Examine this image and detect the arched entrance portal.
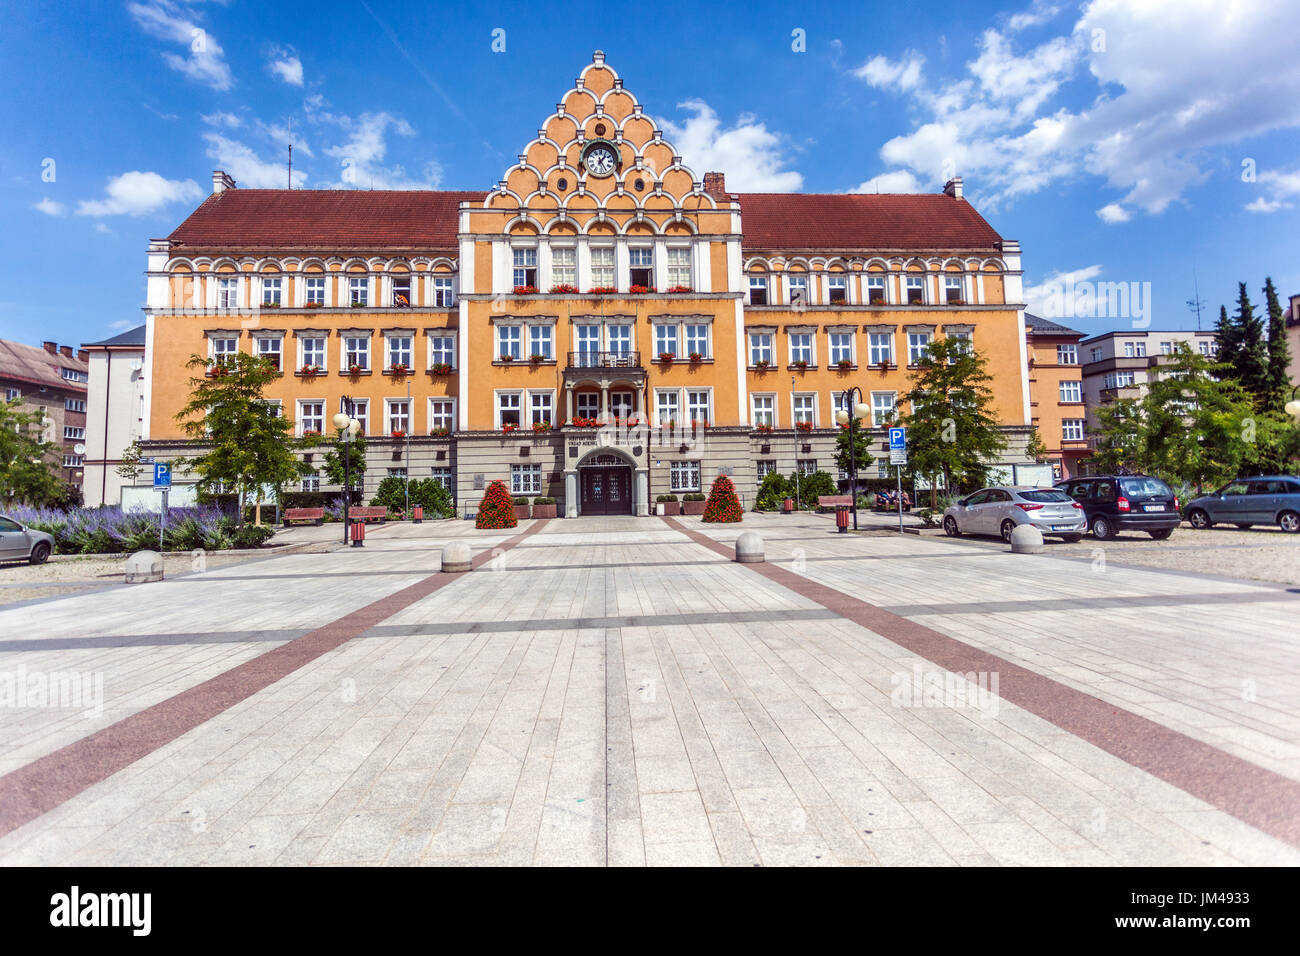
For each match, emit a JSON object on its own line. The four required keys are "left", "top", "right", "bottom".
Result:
{"left": 578, "top": 453, "right": 633, "bottom": 516}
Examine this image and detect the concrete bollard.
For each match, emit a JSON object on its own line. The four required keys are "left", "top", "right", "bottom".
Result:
{"left": 125, "top": 550, "right": 164, "bottom": 583}
{"left": 735, "top": 531, "right": 765, "bottom": 564}
{"left": 1009, "top": 524, "right": 1045, "bottom": 554}
{"left": 441, "top": 540, "right": 472, "bottom": 573}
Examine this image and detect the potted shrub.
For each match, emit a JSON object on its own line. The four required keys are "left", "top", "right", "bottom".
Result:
{"left": 837, "top": 358, "right": 853, "bottom": 371}
{"left": 689, "top": 351, "right": 704, "bottom": 364}
{"left": 532, "top": 496, "right": 557, "bottom": 518}
{"left": 682, "top": 492, "right": 708, "bottom": 515}
{"left": 512, "top": 496, "right": 531, "bottom": 520}
{"left": 656, "top": 493, "right": 680, "bottom": 516}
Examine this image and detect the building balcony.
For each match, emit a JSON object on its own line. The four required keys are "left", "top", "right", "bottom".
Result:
{"left": 566, "top": 351, "right": 642, "bottom": 370}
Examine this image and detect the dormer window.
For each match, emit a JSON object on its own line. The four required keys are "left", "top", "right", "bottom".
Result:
{"left": 261, "top": 277, "right": 282, "bottom": 307}
{"left": 392, "top": 277, "right": 412, "bottom": 307}
{"left": 906, "top": 276, "right": 925, "bottom": 305}
{"left": 749, "top": 275, "right": 768, "bottom": 306}
{"left": 945, "top": 275, "right": 964, "bottom": 304}
{"left": 867, "top": 275, "right": 886, "bottom": 305}
{"left": 829, "top": 275, "right": 847, "bottom": 304}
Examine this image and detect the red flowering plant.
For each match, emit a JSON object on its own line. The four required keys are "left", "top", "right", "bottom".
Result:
{"left": 549, "top": 283, "right": 579, "bottom": 294}
{"left": 702, "top": 474, "right": 744, "bottom": 523}
{"left": 836, "top": 358, "right": 853, "bottom": 370}
{"left": 658, "top": 352, "right": 675, "bottom": 366}
{"left": 666, "top": 285, "right": 692, "bottom": 294}
{"left": 388, "top": 362, "right": 410, "bottom": 376}
{"left": 689, "top": 352, "right": 704, "bottom": 363}
{"left": 391, "top": 429, "right": 406, "bottom": 438}
{"left": 304, "top": 300, "right": 323, "bottom": 308}
{"left": 569, "top": 416, "right": 601, "bottom": 428}
{"left": 795, "top": 421, "right": 813, "bottom": 433}
{"left": 498, "top": 353, "right": 515, "bottom": 363}
{"left": 753, "top": 359, "right": 772, "bottom": 370}
{"left": 298, "top": 364, "right": 321, "bottom": 379}
{"left": 531, "top": 420, "right": 551, "bottom": 433}
{"left": 431, "top": 362, "right": 452, "bottom": 375}
{"left": 529, "top": 353, "right": 547, "bottom": 365}
{"left": 754, "top": 423, "right": 774, "bottom": 434}
{"left": 589, "top": 286, "right": 618, "bottom": 295}
{"left": 512, "top": 285, "right": 538, "bottom": 295}
{"left": 501, "top": 422, "right": 519, "bottom": 433}
{"left": 475, "top": 479, "right": 518, "bottom": 529}
{"left": 791, "top": 359, "right": 809, "bottom": 371}
{"left": 628, "top": 284, "right": 656, "bottom": 294}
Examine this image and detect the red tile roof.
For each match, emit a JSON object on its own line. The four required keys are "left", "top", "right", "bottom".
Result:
{"left": 735, "top": 192, "right": 1005, "bottom": 251}
{"left": 167, "top": 189, "right": 484, "bottom": 251}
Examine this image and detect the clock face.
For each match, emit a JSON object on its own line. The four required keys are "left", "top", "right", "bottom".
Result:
{"left": 583, "top": 143, "right": 617, "bottom": 177}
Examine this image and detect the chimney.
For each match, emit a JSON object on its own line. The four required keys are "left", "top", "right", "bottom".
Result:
{"left": 59, "top": 345, "right": 73, "bottom": 358}
{"left": 703, "top": 172, "right": 727, "bottom": 199}
{"left": 43, "top": 341, "right": 57, "bottom": 354}
{"left": 212, "top": 170, "right": 236, "bottom": 195}
{"left": 77, "top": 349, "right": 89, "bottom": 363}
{"left": 943, "top": 177, "right": 964, "bottom": 200}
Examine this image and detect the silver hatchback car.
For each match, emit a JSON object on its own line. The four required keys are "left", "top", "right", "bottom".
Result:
{"left": 943, "top": 486, "right": 1087, "bottom": 542}
{"left": 0, "top": 514, "right": 55, "bottom": 565}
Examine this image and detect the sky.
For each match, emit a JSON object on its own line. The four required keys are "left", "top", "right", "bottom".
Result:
{"left": 2, "top": 0, "right": 1298, "bottom": 349}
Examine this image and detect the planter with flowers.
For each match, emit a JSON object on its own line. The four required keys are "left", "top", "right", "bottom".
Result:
{"left": 531, "top": 497, "right": 557, "bottom": 519}
{"left": 754, "top": 359, "right": 771, "bottom": 371}
{"left": 304, "top": 300, "right": 322, "bottom": 309}
{"left": 568, "top": 416, "right": 600, "bottom": 428}
{"left": 529, "top": 354, "right": 547, "bottom": 366}
{"left": 531, "top": 420, "right": 551, "bottom": 433}
{"left": 475, "top": 480, "right": 517, "bottom": 529}
{"left": 666, "top": 285, "right": 692, "bottom": 294}
{"left": 499, "top": 354, "right": 515, "bottom": 364}
{"left": 549, "top": 283, "right": 579, "bottom": 295}
{"left": 348, "top": 363, "right": 365, "bottom": 379}
{"left": 658, "top": 352, "right": 675, "bottom": 367}
{"left": 589, "top": 286, "right": 618, "bottom": 296}
{"left": 628, "top": 284, "right": 656, "bottom": 295}
{"left": 656, "top": 494, "right": 680, "bottom": 516}
{"left": 501, "top": 422, "right": 519, "bottom": 434}
{"left": 391, "top": 429, "right": 406, "bottom": 439}
{"left": 795, "top": 421, "right": 813, "bottom": 433}
{"left": 298, "top": 364, "right": 322, "bottom": 380}
{"left": 388, "top": 362, "right": 410, "bottom": 379}
{"left": 513, "top": 285, "right": 538, "bottom": 296}
{"left": 836, "top": 358, "right": 853, "bottom": 371}
{"left": 689, "top": 352, "right": 704, "bottom": 364}
{"left": 351, "top": 298, "right": 366, "bottom": 308}
{"left": 682, "top": 493, "right": 708, "bottom": 515}
{"left": 431, "top": 362, "right": 453, "bottom": 376}
{"left": 791, "top": 359, "right": 809, "bottom": 371}
{"left": 754, "top": 424, "right": 774, "bottom": 434}
{"left": 690, "top": 419, "right": 709, "bottom": 434}
{"left": 430, "top": 427, "right": 451, "bottom": 437}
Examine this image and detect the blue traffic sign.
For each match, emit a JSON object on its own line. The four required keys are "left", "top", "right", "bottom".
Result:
{"left": 153, "top": 462, "right": 172, "bottom": 487}
{"left": 888, "top": 427, "right": 907, "bottom": 450}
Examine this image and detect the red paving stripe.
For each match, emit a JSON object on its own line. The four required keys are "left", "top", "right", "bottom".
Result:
{"left": 664, "top": 517, "right": 1300, "bottom": 850}
{"left": 0, "top": 520, "right": 549, "bottom": 840}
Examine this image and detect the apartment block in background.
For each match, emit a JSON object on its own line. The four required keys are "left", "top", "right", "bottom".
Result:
{"left": 81, "top": 325, "right": 147, "bottom": 507}
{"left": 1024, "top": 314, "right": 1086, "bottom": 480}
{"left": 0, "top": 338, "right": 90, "bottom": 493}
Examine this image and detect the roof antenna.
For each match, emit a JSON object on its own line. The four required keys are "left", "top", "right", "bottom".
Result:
{"left": 286, "top": 117, "right": 293, "bottom": 189}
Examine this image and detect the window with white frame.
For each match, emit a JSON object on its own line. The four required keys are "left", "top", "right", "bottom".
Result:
{"left": 947, "top": 330, "right": 971, "bottom": 361}
{"left": 305, "top": 276, "right": 325, "bottom": 306}
{"left": 530, "top": 391, "right": 553, "bottom": 426}
{"left": 685, "top": 324, "right": 709, "bottom": 358}
{"left": 497, "top": 392, "right": 521, "bottom": 427}
{"left": 217, "top": 277, "right": 238, "bottom": 309}
{"left": 1159, "top": 340, "right": 1173, "bottom": 355}
{"left": 430, "top": 467, "right": 452, "bottom": 490}
{"left": 867, "top": 274, "right": 887, "bottom": 304}
{"left": 1123, "top": 341, "right": 1146, "bottom": 357}
{"left": 832, "top": 391, "right": 851, "bottom": 420}
{"left": 429, "top": 399, "right": 454, "bottom": 433}
{"left": 61, "top": 367, "right": 87, "bottom": 383}
{"left": 512, "top": 463, "right": 542, "bottom": 495}
{"left": 1059, "top": 381, "right": 1082, "bottom": 403}
{"left": 574, "top": 325, "right": 601, "bottom": 365}
{"left": 590, "top": 246, "right": 614, "bottom": 288}
{"left": 749, "top": 275, "right": 768, "bottom": 305}
{"left": 430, "top": 335, "right": 455, "bottom": 368}
{"left": 64, "top": 426, "right": 85, "bottom": 440}
{"left": 1198, "top": 340, "right": 1211, "bottom": 355}
{"left": 386, "top": 335, "right": 413, "bottom": 370}
{"left": 301, "top": 476, "right": 320, "bottom": 492}
{"left": 528, "top": 325, "right": 553, "bottom": 360}
{"left": 907, "top": 331, "right": 932, "bottom": 365}
{"left": 211, "top": 336, "right": 238, "bottom": 366}
{"left": 300, "top": 336, "right": 326, "bottom": 370}
{"left": 433, "top": 276, "right": 455, "bottom": 307}
{"left": 829, "top": 275, "right": 847, "bottom": 304}
{"left": 391, "top": 276, "right": 412, "bottom": 307}
{"left": 655, "top": 389, "right": 681, "bottom": 425}
{"left": 576, "top": 392, "right": 599, "bottom": 418}
{"left": 687, "top": 389, "right": 711, "bottom": 426}
{"left": 666, "top": 246, "right": 691, "bottom": 288}
{"left": 4, "top": 387, "right": 20, "bottom": 402}
{"left": 757, "top": 460, "right": 777, "bottom": 479}
{"left": 608, "top": 324, "right": 632, "bottom": 356}
{"left": 551, "top": 246, "right": 575, "bottom": 288}
{"left": 65, "top": 398, "right": 86, "bottom": 413}
{"left": 63, "top": 454, "right": 85, "bottom": 467}
{"left": 796, "top": 459, "right": 818, "bottom": 476}
{"left": 787, "top": 275, "right": 808, "bottom": 305}
{"left": 1062, "top": 419, "right": 1085, "bottom": 441}
{"left": 387, "top": 467, "right": 407, "bottom": 478}
{"left": 871, "top": 392, "right": 896, "bottom": 427}
{"left": 498, "top": 325, "right": 522, "bottom": 360}
{"left": 386, "top": 399, "right": 410, "bottom": 435}
{"left": 1103, "top": 371, "right": 1136, "bottom": 389}
{"left": 1057, "top": 344, "right": 1078, "bottom": 364}
{"left": 298, "top": 400, "right": 324, "bottom": 435}
{"left": 868, "top": 331, "right": 893, "bottom": 365}
{"left": 255, "top": 336, "right": 282, "bottom": 371}
{"left": 905, "top": 275, "right": 925, "bottom": 304}
{"left": 829, "top": 332, "right": 853, "bottom": 365}
{"left": 610, "top": 390, "right": 633, "bottom": 419}
{"left": 342, "top": 398, "right": 368, "bottom": 434}
{"left": 261, "top": 276, "right": 283, "bottom": 306}
{"left": 789, "top": 332, "right": 813, "bottom": 366}
{"left": 669, "top": 460, "right": 701, "bottom": 493}
{"left": 263, "top": 399, "right": 283, "bottom": 419}
{"left": 944, "top": 275, "right": 964, "bottom": 304}
{"left": 655, "top": 324, "right": 678, "bottom": 358}
{"left": 512, "top": 247, "right": 537, "bottom": 288}
{"left": 792, "top": 393, "right": 815, "bottom": 425}
{"left": 751, "top": 394, "right": 776, "bottom": 427}
{"left": 628, "top": 246, "right": 653, "bottom": 288}
{"left": 749, "top": 332, "right": 773, "bottom": 366}
{"left": 344, "top": 335, "right": 370, "bottom": 370}
{"left": 348, "top": 276, "right": 369, "bottom": 307}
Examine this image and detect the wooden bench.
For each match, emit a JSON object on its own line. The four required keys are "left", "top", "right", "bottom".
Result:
{"left": 816, "top": 495, "right": 853, "bottom": 512}
{"left": 283, "top": 507, "right": 324, "bottom": 526}
{"left": 348, "top": 506, "right": 389, "bottom": 524}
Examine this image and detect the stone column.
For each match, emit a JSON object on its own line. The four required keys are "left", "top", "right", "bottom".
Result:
{"left": 565, "top": 470, "right": 578, "bottom": 518}
{"left": 600, "top": 383, "right": 609, "bottom": 422}
{"left": 565, "top": 383, "right": 574, "bottom": 421}
{"left": 635, "top": 468, "right": 648, "bottom": 516}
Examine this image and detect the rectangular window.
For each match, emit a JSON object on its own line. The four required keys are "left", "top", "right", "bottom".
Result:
{"left": 829, "top": 332, "right": 853, "bottom": 365}
{"left": 387, "top": 468, "right": 407, "bottom": 479}
{"left": 749, "top": 332, "right": 773, "bottom": 366}
{"left": 1123, "top": 341, "right": 1147, "bottom": 357}
{"left": 1057, "top": 344, "right": 1078, "bottom": 365}
{"left": 574, "top": 325, "right": 601, "bottom": 365}
{"left": 387, "top": 399, "right": 410, "bottom": 435}
{"left": 61, "top": 367, "right": 88, "bottom": 383}
{"left": 610, "top": 390, "right": 634, "bottom": 420}
{"left": 305, "top": 276, "right": 325, "bottom": 306}
{"left": 752, "top": 394, "right": 775, "bottom": 427}
{"left": 430, "top": 335, "right": 455, "bottom": 368}
{"left": 868, "top": 332, "right": 893, "bottom": 365}
{"left": 387, "top": 336, "right": 412, "bottom": 370}
{"left": 576, "top": 392, "right": 599, "bottom": 419}
{"left": 512, "top": 247, "right": 537, "bottom": 288}
{"left": 256, "top": 336, "right": 282, "bottom": 371}
{"left": 685, "top": 324, "right": 709, "bottom": 358}
{"left": 1062, "top": 419, "right": 1085, "bottom": 441}
{"left": 301, "top": 476, "right": 320, "bottom": 492}
{"left": 497, "top": 392, "right": 521, "bottom": 427}
{"left": 687, "top": 389, "right": 710, "bottom": 426}
{"left": 1059, "top": 381, "right": 1082, "bottom": 403}
{"left": 944, "top": 275, "right": 964, "bottom": 304}
{"left": 429, "top": 399, "right": 454, "bottom": 433}
{"left": 301, "top": 336, "right": 326, "bottom": 370}
{"left": 511, "top": 464, "right": 542, "bottom": 496}
{"left": 655, "top": 324, "right": 678, "bottom": 359}
{"left": 829, "top": 275, "right": 847, "bottom": 304}
{"left": 1198, "top": 340, "right": 1210, "bottom": 355}
{"left": 63, "top": 454, "right": 85, "bottom": 467}
{"left": 608, "top": 324, "right": 632, "bottom": 357}
{"left": 5, "top": 387, "right": 21, "bottom": 402}
{"left": 342, "top": 398, "right": 368, "bottom": 435}
{"left": 628, "top": 246, "right": 653, "bottom": 288}
{"left": 498, "top": 326, "right": 522, "bottom": 360}
{"left": 530, "top": 391, "right": 553, "bottom": 426}
{"left": 871, "top": 392, "right": 896, "bottom": 427}
{"left": 757, "top": 460, "right": 777, "bottom": 479}
{"left": 792, "top": 393, "right": 815, "bottom": 425}
{"left": 666, "top": 246, "right": 691, "bottom": 288}
{"left": 551, "top": 246, "right": 575, "bottom": 288}
{"left": 749, "top": 275, "right": 768, "bottom": 305}
{"left": 907, "top": 332, "right": 932, "bottom": 365}
{"left": 590, "top": 246, "right": 614, "bottom": 288}
{"left": 656, "top": 389, "right": 681, "bottom": 425}
{"left": 1091, "top": 347, "right": 1103, "bottom": 362}
{"left": 391, "top": 276, "right": 412, "bottom": 307}
{"left": 669, "top": 460, "right": 701, "bottom": 493}
{"left": 430, "top": 467, "right": 453, "bottom": 490}
{"left": 65, "top": 398, "right": 86, "bottom": 413}
{"left": 218, "top": 277, "right": 238, "bottom": 309}
{"left": 796, "top": 459, "right": 817, "bottom": 476}
{"left": 298, "top": 400, "right": 324, "bottom": 435}
{"left": 787, "top": 275, "right": 808, "bottom": 306}
{"left": 64, "top": 426, "right": 85, "bottom": 440}
{"left": 348, "top": 276, "right": 369, "bottom": 307}
{"left": 789, "top": 333, "right": 813, "bottom": 365}
{"left": 433, "top": 277, "right": 455, "bottom": 308}
{"left": 906, "top": 275, "right": 925, "bottom": 305}
{"left": 867, "top": 275, "right": 886, "bottom": 305}
{"left": 528, "top": 325, "right": 553, "bottom": 361}
{"left": 261, "top": 277, "right": 282, "bottom": 306}
{"left": 344, "top": 335, "right": 370, "bottom": 371}
{"left": 1159, "top": 340, "right": 1173, "bottom": 355}
{"left": 211, "top": 337, "right": 238, "bottom": 365}
{"left": 947, "top": 331, "right": 971, "bottom": 361}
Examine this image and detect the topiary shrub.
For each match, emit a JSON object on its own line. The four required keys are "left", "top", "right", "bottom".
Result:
{"left": 476, "top": 479, "right": 518, "bottom": 529}
{"left": 702, "top": 474, "right": 744, "bottom": 523}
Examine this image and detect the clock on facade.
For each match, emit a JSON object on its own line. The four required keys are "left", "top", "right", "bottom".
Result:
{"left": 581, "top": 140, "right": 619, "bottom": 177}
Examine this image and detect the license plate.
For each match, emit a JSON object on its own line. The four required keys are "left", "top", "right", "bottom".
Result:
{"left": 1143, "top": 504, "right": 1165, "bottom": 512}
{"left": 1051, "top": 525, "right": 1072, "bottom": 530}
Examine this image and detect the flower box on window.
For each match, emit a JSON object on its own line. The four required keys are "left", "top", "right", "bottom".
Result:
{"left": 348, "top": 364, "right": 365, "bottom": 377}
{"left": 261, "top": 302, "right": 280, "bottom": 309}
{"left": 836, "top": 358, "right": 853, "bottom": 371}
{"left": 499, "top": 354, "right": 514, "bottom": 363}
{"left": 568, "top": 416, "right": 600, "bottom": 428}
{"left": 549, "top": 284, "right": 578, "bottom": 295}
{"left": 298, "top": 364, "right": 322, "bottom": 379}
{"left": 792, "top": 360, "right": 809, "bottom": 371}
{"left": 689, "top": 352, "right": 704, "bottom": 364}
{"left": 529, "top": 354, "right": 547, "bottom": 365}
{"left": 667, "top": 285, "right": 692, "bottom": 294}
{"left": 531, "top": 420, "right": 551, "bottom": 433}
{"left": 615, "top": 417, "right": 641, "bottom": 428}
{"left": 754, "top": 424, "right": 774, "bottom": 434}
{"left": 430, "top": 427, "right": 451, "bottom": 437}
{"left": 388, "top": 362, "right": 410, "bottom": 377}
{"left": 351, "top": 298, "right": 365, "bottom": 307}
{"left": 629, "top": 284, "right": 656, "bottom": 295}
{"left": 501, "top": 422, "right": 519, "bottom": 433}
{"left": 513, "top": 285, "right": 538, "bottom": 296}
{"left": 658, "top": 352, "right": 675, "bottom": 366}
{"left": 690, "top": 419, "right": 709, "bottom": 432}
{"left": 754, "top": 359, "right": 771, "bottom": 370}
{"left": 795, "top": 421, "right": 813, "bottom": 433}
{"left": 589, "top": 286, "right": 618, "bottom": 295}
{"left": 301, "top": 429, "right": 321, "bottom": 439}
{"left": 207, "top": 364, "right": 229, "bottom": 378}
{"left": 304, "top": 301, "right": 322, "bottom": 309}
{"left": 431, "top": 362, "right": 452, "bottom": 376}
{"left": 391, "top": 429, "right": 406, "bottom": 438}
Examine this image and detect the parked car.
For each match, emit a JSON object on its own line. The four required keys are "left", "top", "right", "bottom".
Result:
{"left": 0, "top": 514, "right": 54, "bottom": 565}
{"left": 942, "top": 486, "right": 1086, "bottom": 542}
{"left": 1184, "top": 475, "right": 1300, "bottom": 533}
{"left": 1054, "top": 474, "right": 1180, "bottom": 539}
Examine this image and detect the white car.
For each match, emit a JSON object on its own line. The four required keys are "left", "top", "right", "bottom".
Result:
{"left": 943, "top": 486, "right": 1086, "bottom": 543}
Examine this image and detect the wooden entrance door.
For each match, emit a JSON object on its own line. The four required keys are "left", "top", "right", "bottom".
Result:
{"left": 580, "top": 465, "right": 632, "bottom": 515}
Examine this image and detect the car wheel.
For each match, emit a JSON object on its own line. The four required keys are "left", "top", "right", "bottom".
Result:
{"left": 1280, "top": 511, "right": 1300, "bottom": 534}
{"left": 1148, "top": 529, "right": 1173, "bottom": 540}
{"left": 943, "top": 516, "right": 961, "bottom": 537}
{"left": 29, "top": 542, "right": 51, "bottom": 565}
{"left": 1000, "top": 519, "right": 1017, "bottom": 543}
{"left": 1061, "top": 534, "right": 1082, "bottom": 543}
{"left": 1187, "top": 509, "right": 1212, "bottom": 530}
{"left": 1091, "top": 516, "right": 1114, "bottom": 540}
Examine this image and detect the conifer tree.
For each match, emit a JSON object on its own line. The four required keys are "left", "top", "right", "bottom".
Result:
{"left": 1231, "top": 282, "right": 1270, "bottom": 404}
{"left": 1214, "top": 304, "right": 1240, "bottom": 371}
{"left": 1262, "top": 277, "right": 1293, "bottom": 415}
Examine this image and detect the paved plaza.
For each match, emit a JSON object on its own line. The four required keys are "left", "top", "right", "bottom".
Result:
{"left": 0, "top": 513, "right": 1297, "bottom": 866}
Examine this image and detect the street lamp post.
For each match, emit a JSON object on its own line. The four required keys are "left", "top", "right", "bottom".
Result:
{"left": 333, "top": 397, "right": 362, "bottom": 546}
{"left": 1285, "top": 385, "right": 1300, "bottom": 420}
{"left": 835, "top": 388, "right": 873, "bottom": 531}
{"left": 404, "top": 379, "right": 411, "bottom": 519}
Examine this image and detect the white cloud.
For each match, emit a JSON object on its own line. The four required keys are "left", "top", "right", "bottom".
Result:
{"left": 201, "top": 110, "right": 242, "bottom": 129}
{"left": 1024, "top": 264, "right": 1103, "bottom": 317}
{"left": 657, "top": 100, "right": 803, "bottom": 191}
{"left": 320, "top": 111, "right": 439, "bottom": 189}
{"left": 268, "top": 48, "right": 304, "bottom": 86}
{"left": 1008, "top": 1, "right": 1062, "bottom": 31}
{"left": 849, "top": 170, "right": 923, "bottom": 193}
{"left": 33, "top": 197, "right": 65, "bottom": 216}
{"left": 1246, "top": 166, "right": 1300, "bottom": 212}
{"left": 95, "top": 223, "right": 113, "bottom": 234}
{"left": 1096, "top": 202, "right": 1130, "bottom": 223}
{"left": 127, "top": 0, "right": 233, "bottom": 91}
{"left": 854, "top": 53, "right": 925, "bottom": 92}
{"left": 204, "top": 133, "right": 306, "bottom": 188}
{"left": 76, "top": 171, "right": 202, "bottom": 216}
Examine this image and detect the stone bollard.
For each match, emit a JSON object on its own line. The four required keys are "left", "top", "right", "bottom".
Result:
{"left": 441, "top": 540, "right": 472, "bottom": 573}
{"left": 1009, "top": 524, "right": 1045, "bottom": 554}
{"left": 734, "top": 531, "right": 765, "bottom": 564}
{"left": 125, "top": 550, "right": 164, "bottom": 583}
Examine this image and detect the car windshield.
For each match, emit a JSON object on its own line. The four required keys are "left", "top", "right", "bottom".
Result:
{"left": 1018, "top": 490, "right": 1072, "bottom": 503}
{"left": 1121, "top": 478, "right": 1171, "bottom": 497}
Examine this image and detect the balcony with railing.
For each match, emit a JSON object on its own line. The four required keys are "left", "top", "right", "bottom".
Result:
{"left": 566, "top": 351, "right": 642, "bottom": 370}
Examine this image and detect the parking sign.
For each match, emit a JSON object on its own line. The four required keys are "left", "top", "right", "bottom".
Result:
{"left": 153, "top": 462, "right": 172, "bottom": 487}
{"left": 888, "top": 427, "right": 907, "bottom": 450}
